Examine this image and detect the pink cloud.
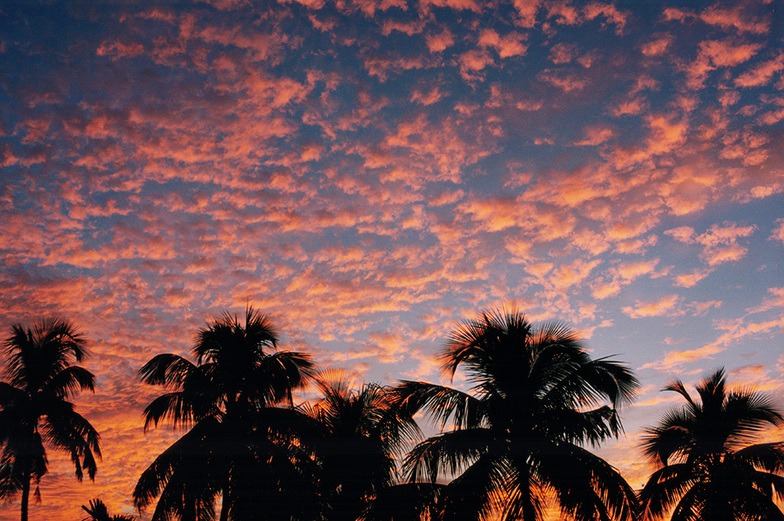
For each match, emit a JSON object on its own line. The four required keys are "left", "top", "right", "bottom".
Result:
{"left": 582, "top": 2, "right": 628, "bottom": 34}
{"left": 695, "top": 222, "right": 756, "bottom": 266}
{"left": 410, "top": 84, "right": 446, "bottom": 105}
{"left": 381, "top": 18, "right": 424, "bottom": 36}
{"left": 418, "top": 0, "right": 481, "bottom": 13}
{"left": 685, "top": 39, "right": 763, "bottom": 89}
{"left": 622, "top": 294, "right": 682, "bottom": 318}
{"left": 478, "top": 29, "right": 528, "bottom": 58}
{"left": 771, "top": 219, "right": 784, "bottom": 245}
{"left": 640, "top": 34, "right": 672, "bottom": 57}
{"left": 663, "top": 5, "right": 771, "bottom": 35}
{"left": 96, "top": 39, "right": 146, "bottom": 59}
{"left": 510, "top": 0, "right": 542, "bottom": 28}
{"left": 734, "top": 53, "right": 784, "bottom": 88}
{"left": 666, "top": 222, "right": 756, "bottom": 266}
{"left": 457, "top": 48, "right": 495, "bottom": 78}
{"left": 537, "top": 69, "right": 587, "bottom": 92}
{"left": 574, "top": 126, "right": 614, "bottom": 146}
{"left": 549, "top": 42, "right": 578, "bottom": 64}
{"left": 639, "top": 343, "right": 725, "bottom": 372}
{"left": 673, "top": 269, "right": 713, "bottom": 288}
{"left": 611, "top": 97, "right": 647, "bottom": 116}
{"left": 425, "top": 28, "right": 455, "bottom": 53}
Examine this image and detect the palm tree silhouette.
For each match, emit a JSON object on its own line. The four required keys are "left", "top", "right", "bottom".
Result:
{"left": 302, "top": 371, "right": 420, "bottom": 521}
{"left": 395, "top": 309, "right": 639, "bottom": 521}
{"left": 133, "top": 307, "right": 315, "bottom": 521}
{"left": 639, "top": 368, "right": 784, "bottom": 521}
{"left": 0, "top": 318, "right": 101, "bottom": 521}
{"left": 81, "top": 498, "right": 135, "bottom": 521}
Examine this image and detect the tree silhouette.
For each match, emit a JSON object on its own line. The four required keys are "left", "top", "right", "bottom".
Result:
{"left": 81, "top": 498, "right": 135, "bottom": 521}
{"left": 639, "top": 368, "right": 784, "bottom": 521}
{"left": 302, "top": 371, "right": 420, "bottom": 521}
{"left": 395, "top": 309, "right": 639, "bottom": 521}
{"left": 133, "top": 307, "right": 315, "bottom": 521}
{"left": 0, "top": 318, "right": 100, "bottom": 521}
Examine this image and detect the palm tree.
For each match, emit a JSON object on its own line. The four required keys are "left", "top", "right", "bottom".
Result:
{"left": 0, "top": 318, "right": 101, "bottom": 521}
{"left": 395, "top": 309, "right": 639, "bottom": 521}
{"left": 639, "top": 368, "right": 784, "bottom": 521}
{"left": 81, "top": 498, "right": 135, "bottom": 521}
{"left": 133, "top": 307, "right": 315, "bottom": 521}
{"left": 302, "top": 371, "right": 421, "bottom": 521}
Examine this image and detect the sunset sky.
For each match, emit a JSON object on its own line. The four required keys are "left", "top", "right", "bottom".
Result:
{"left": 1, "top": 0, "right": 783, "bottom": 519}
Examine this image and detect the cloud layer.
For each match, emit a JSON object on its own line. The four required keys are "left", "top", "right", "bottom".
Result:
{"left": 1, "top": 0, "right": 783, "bottom": 518}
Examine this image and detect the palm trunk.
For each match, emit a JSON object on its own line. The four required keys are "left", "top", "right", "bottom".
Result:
{"left": 20, "top": 470, "right": 30, "bottom": 521}
{"left": 521, "top": 465, "right": 537, "bottom": 521}
{"left": 219, "top": 485, "right": 231, "bottom": 521}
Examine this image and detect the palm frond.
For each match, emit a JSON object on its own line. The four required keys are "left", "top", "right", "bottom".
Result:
{"left": 253, "top": 350, "right": 314, "bottom": 405}
{"left": 639, "top": 463, "right": 696, "bottom": 520}
{"left": 404, "top": 428, "right": 494, "bottom": 483}
{"left": 40, "top": 403, "right": 101, "bottom": 480}
{"left": 640, "top": 408, "right": 695, "bottom": 465}
{"left": 441, "top": 454, "right": 510, "bottom": 521}
{"left": 44, "top": 365, "right": 95, "bottom": 399}
{"left": 394, "top": 380, "right": 485, "bottom": 430}
{"left": 138, "top": 354, "right": 197, "bottom": 388}
{"left": 142, "top": 392, "right": 204, "bottom": 431}
{"left": 733, "top": 442, "right": 784, "bottom": 474}
{"left": 534, "top": 442, "right": 637, "bottom": 521}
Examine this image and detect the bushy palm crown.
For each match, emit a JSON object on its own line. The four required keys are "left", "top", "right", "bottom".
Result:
{"left": 303, "top": 372, "right": 420, "bottom": 521}
{"left": 0, "top": 318, "right": 100, "bottom": 521}
{"left": 133, "top": 307, "right": 315, "bottom": 521}
{"left": 82, "top": 498, "right": 135, "bottom": 521}
{"left": 640, "top": 368, "right": 784, "bottom": 521}
{"left": 395, "top": 309, "right": 639, "bottom": 521}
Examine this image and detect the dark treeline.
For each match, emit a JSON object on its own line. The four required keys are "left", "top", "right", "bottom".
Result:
{"left": 1, "top": 308, "right": 783, "bottom": 521}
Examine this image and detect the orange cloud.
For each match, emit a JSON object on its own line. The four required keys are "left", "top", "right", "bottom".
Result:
{"left": 622, "top": 294, "right": 682, "bottom": 319}
{"left": 639, "top": 343, "right": 725, "bottom": 372}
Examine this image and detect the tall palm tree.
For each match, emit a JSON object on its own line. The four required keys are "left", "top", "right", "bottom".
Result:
{"left": 639, "top": 368, "right": 784, "bottom": 521}
{"left": 0, "top": 318, "right": 101, "bottom": 521}
{"left": 133, "top": 307, "right": 315, "bottom": 521}
{"left": 395, "top": 309, "right": 639, "bottom": 521}
{"left": 302, "top": 371, "right": 421, "bottom": 521}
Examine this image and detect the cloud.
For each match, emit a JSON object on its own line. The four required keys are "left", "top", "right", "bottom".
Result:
{"left": 771, "top": 219, "right": 784, "bottom": 245}
{"left": 685, "top": 38, "right": 763, "bottom": 90}
{"left": 640, "top": 34, "right": 672, "bottom": 57}
{"left": 639, "top": 343, "right": 726, "bottom": 372}
{"left": 478, "top": 29, "right": 528, "bottom": 58}
{"left": 622, "top": 294, "right": 682, "bottom": 319}
{"left": 663, "top": 5, "right": 771, "bottom": 35}
{"left": 591, "top": 259, "right": 660, "bottom": 299}
{"left": 457, "top": 48, "right": 495, "bottom": 79}
{"left": 672, "top": 268, "right": 713, "bottom": 288}
{"left": 536, "top": 69, "right": 588, "bottom": 92}
{"left": 666, "top": 222, "right": 756, "bottom": 266}
{"left": 425, "top": 28, "right": 455, "bottom": 53}
{"left": 574, "top": 126, "right": 614, "bottom": 146}
{"left": 735, "top": 53, "right": 784, "bottom": 87}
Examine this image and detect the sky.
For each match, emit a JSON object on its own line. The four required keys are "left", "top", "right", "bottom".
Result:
{"left": 1, "top": 0, "right": 783, "bottom": 519}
